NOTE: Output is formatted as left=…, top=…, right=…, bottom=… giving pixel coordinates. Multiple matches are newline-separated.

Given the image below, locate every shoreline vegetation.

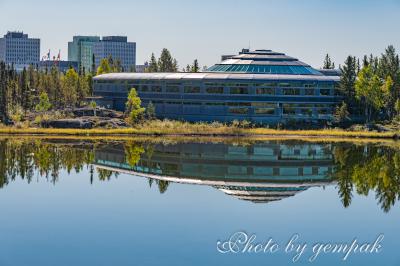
left=0, top=120, right=399, bottom=139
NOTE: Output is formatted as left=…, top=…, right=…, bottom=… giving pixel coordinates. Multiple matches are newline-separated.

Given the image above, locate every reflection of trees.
left=146, top=178, right=169, bottom=194
left=333, top=144, right=400, bottom=212
left=123, top=141, right=170, bottom=194
left=97, top=168, right=118, bottom=181
left=124, top=141, right=145, bottom=167
left=0, top=139, right=96, bottom=187
left=157, top=180, right=169, bottom=194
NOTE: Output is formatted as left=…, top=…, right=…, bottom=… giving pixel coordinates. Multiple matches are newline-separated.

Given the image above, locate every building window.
left=184, top=86, right=201, bottom=93
left=320, top=89, right=330, bottom=96
left=230, top=87, right=248, bottom=94
left=255, top=108, right=275, bottom=115
left=305, top=88, right=314, bottom=95
left=183, top=102, right=201, bottom=105
left=228, top=102, right=251, bottom=106
left=138, top=85, right=148, bottom=92
left=273, top=168, right=280, bottom=175
left=251, top=102, right=276, bottom=108
left=151, top=86, right=162, bottom=92
left=255, top=82, right=277, bottom=87
left=304, top=83, right=316, bottom=88
left=312, top=167, right=319, bottom=175
left=166, top=86, right=180, bottom=93
left=228, top=107, right=248, bottom=114
left=283, top=88, right=300, bottom=95
left=206, top=87, right=224, bottom=94
left=256, top=88, right=274, bottom=95
left=165, top=101, right=181, bottom=105
left=205, top=102, right=225, bottom=106
left=283, top=104, right=296, bottom=115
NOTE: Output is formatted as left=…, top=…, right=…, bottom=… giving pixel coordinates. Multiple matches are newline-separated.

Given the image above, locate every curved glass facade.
left=207, top=64, right=322, bottom=75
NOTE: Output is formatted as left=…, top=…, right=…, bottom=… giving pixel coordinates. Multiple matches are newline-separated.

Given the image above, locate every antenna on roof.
left=248, top=41, right=251, bottom=50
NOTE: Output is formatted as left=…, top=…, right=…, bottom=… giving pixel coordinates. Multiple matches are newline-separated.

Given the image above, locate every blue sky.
left=1, top=0, right=399, bottom=69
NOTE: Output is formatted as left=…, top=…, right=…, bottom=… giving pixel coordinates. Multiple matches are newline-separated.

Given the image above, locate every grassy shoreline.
left=0, top=121, right=399, bottom=139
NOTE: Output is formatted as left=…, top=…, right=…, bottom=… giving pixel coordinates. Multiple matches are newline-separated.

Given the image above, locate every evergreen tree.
left=20, top=67, right=30, bottom=113
left=172, top=58, right=178, bottom=72
left=323, top=54, right=335, bottom=69
left=0, top=62, right=9, bottom=123
left=339, top=56, right=357, bottom=112
left=148, top=53, right=158, bottom=72
left=50, top=66, right=61, bottom=108
left=362, top=55, right=369, bottom=68
left=191, top=59, right=199, bottom=72
left=35, top=91, right=51, bottom=112
left=62, top=68, right=79, bottom=108
left=377, top=45, right=400, bottom=117
left=77, top=72, right=90, bottom=106
left=158, top=48, right=173, bottom=72
left=145, top=101, right=156, bottom=120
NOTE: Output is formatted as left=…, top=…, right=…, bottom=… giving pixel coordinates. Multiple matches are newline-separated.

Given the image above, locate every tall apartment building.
left=0, top=31, right=40, bottom=70
left=68, top=36, right=100, bottom=72
left=93, top=36, right=136, bottom=72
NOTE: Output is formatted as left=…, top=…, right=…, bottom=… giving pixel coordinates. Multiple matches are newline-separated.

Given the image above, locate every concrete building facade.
left=0, top=31, right=40, bottom=70
left=93, top=36, right=136, bottom=72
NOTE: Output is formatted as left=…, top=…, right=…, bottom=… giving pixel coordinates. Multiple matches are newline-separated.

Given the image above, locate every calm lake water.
left=0, top=138, right=399, bottom=266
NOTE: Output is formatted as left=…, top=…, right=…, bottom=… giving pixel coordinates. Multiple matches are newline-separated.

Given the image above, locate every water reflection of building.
left=94, top=142, right=335, bottom=203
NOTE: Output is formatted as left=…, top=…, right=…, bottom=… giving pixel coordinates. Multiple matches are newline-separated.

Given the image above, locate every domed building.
left=93, top=49, right=340, bottom=124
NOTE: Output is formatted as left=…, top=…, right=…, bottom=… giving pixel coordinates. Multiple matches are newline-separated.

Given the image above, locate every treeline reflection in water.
left=0, top=138, right=399, bottom=212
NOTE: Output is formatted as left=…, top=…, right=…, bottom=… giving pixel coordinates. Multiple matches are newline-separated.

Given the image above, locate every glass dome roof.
left=207, top=49, right=323, bottom=75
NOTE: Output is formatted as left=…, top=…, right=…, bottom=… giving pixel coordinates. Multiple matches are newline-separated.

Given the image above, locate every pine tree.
left=35, top=91, right=51, bottom=112
left=362, top=55, right=369, bottom=68
left=0, top=62, right=9, bottom=123
left=148, top=53, right=158, bottom=72
left=339, top=56, right=357, bottom=113
left=377, top=45, right=400, bottom=118
left=158, top=48, right=174, bottom=72
left=145, top=101, right=156, bottom=120
left=191, top=59, right=199, bottom=72
left=323, top=54, right=335, bottom=69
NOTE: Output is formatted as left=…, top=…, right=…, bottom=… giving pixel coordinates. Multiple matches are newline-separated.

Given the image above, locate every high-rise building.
left=93, top=36, right=136, bottom=72
left=0, top=31, right=40, bottom=70
left=68, top=36, right=100, bottom=73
